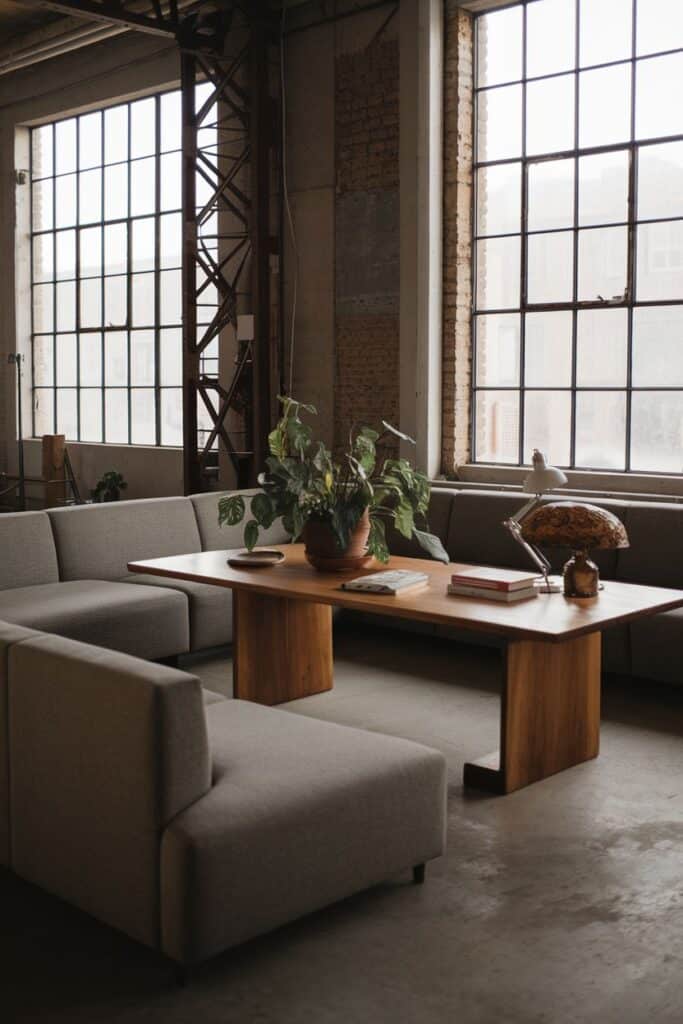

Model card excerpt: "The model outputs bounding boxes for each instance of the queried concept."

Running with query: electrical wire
[280,2,299,396]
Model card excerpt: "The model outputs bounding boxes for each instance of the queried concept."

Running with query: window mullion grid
[625,0,639,472]
[518,0,528,467]
[569,0,580,470]
[75,119,81,442]
[126,101,133,446]
[470,17,480,462]
[154,95,162,447]
[100,112,106,444]
[52,135,57,436]
[29,136,36,439]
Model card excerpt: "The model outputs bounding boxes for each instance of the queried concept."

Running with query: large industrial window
[473,0,683,473]
[30,84,217,446]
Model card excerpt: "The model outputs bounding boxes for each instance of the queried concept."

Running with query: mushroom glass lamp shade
[521,502,629,598]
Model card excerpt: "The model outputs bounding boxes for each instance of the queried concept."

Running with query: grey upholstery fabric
[190,491,289,552]
[601,625,631,676]
[616,502,683,587]
[0,512,59,591]
[0,580,189,660]
[48,498,201,581]
[386,488,457,558]
[202,689,227,706]
[0,621,41,867]
[120,574,232,650]
[630,609,683,685]
[8,634,211,949]
[161,700,447,964]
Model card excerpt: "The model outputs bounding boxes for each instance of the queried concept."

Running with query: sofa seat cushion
[630,609,683,685]
[160,700,447,965]
[120,574,232,651]
[0,581,189,661]
[202,689,227,706]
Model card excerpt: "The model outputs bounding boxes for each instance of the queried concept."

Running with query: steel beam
[35,0,178,36]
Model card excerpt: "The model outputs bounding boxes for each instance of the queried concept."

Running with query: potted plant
[218,396,448,570]
[90,470,127,503]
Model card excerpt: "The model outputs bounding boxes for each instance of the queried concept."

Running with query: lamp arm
[503,495,552,578]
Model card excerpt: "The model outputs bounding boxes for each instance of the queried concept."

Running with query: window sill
[437,464,683,502]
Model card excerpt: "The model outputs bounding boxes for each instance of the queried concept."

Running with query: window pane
[578,150,629,227]
[161,388,183,446]
[160,151,182,212]
[631,392,683,472]
[104,163,128,220]
[33,235,53,284]
[580,0,632,67]
[131,389,156,445]
[56,281,76,332]
[638,142,683,221]
[523,391,571,467]
[105,389,129,444]
[55,229,76,280]
[475,390,519,463]
[477,85,522,162]
[32,180,53,231]
[33,284,54,333]
[637,0,683,57]
[55,174,77,228]
[528,159,574,232]
[576,309,628,386]
[56,388,78,439]
[475,314,520,386]
[524,311,573,386]
[526,75,575,156]
[33,336,54,386]
[160,91,181,152]
[637,221,683,301]
[55,118,76,175]
[130,98,156,159]
[104,223,127,276]
[79,333,102,386]
[132,273,155,327]
[105,331,128,386]
[79,112,101,170]
[579,65,631,150]
[79,168,102,224]
[34,390,54,435]
[476,237,520,310]
[104,105,128,164]
[80,389,102,442]
[159,212,182,269]
[160,329,182,386]
[633,306,683,387]
[527,232,574,304]
[56,333,77,386]
[130,157,155,216]
[477,6,522,87]
[32,124,53,179]
[104,275,127,326]
[131,330,155,386]
[132,217,155,272]
[80,226,101,278]
[636,54,683,141]
[160,269,182,324]
[575,391,626,470]
[527,0,576,78]
[80,278,102,329]
[476,164,520,236]
[577,226,628,302]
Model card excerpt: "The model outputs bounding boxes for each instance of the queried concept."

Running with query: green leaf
[381,421,416,445]
[218,495,245,527]
[367,516,390,563]
[394,497,415,539]
[244,519,259,551]
[413,528,449,564]
[268,426,287,460]
[251,492,276,529]
[290,502,305,541]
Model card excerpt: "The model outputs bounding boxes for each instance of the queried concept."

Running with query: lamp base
[535,575,563,594]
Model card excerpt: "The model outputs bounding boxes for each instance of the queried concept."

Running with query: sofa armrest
[8,633,211,950]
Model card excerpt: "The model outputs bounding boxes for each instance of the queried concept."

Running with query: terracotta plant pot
[303,508,375,572]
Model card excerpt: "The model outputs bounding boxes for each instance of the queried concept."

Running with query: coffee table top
[128,544,683,643]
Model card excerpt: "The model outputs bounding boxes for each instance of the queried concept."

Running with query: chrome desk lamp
[503,449,568,593]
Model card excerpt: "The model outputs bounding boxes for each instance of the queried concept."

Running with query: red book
[450,566,542,592]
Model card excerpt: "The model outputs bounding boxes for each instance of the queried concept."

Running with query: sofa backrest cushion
[0,620,41,869]
[616,501,683,587]
[48,498,202,581]
[8,633,211,949]
[386,488,458,558]
[190,490,290,551]
[0,511,59,590]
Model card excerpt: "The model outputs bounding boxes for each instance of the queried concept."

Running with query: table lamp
[503,449,568,593]
[520,501,629,598]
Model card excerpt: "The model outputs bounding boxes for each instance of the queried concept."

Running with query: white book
[341,570,429,595]
[447,583,538,603]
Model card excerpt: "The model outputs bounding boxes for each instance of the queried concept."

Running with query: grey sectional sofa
[0,622,447,967]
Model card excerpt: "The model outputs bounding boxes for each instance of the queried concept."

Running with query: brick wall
[334,35,400,457]
[442,1,474,473]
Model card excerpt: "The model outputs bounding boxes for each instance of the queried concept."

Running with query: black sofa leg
[413,863,426,885]
[172,963,190,987]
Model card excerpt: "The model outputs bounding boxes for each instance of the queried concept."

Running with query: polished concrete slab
[3,623,683,1023]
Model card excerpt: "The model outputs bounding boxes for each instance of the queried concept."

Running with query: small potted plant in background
[218,396,448,570]
[90,470,127,503]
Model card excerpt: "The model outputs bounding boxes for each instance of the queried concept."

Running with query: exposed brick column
[442,1,474,474]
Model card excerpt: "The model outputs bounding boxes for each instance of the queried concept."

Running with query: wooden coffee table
[128,545,683,794]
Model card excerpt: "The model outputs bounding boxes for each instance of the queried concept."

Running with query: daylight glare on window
[473,0,683,474]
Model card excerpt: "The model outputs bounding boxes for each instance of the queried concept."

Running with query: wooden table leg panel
[233,590,333,705]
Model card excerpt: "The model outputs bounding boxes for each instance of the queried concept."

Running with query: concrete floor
[3,623,683,1023]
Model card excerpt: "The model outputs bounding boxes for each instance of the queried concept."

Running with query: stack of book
[447,566,541,603]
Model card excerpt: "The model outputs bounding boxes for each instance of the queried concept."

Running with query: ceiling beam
[34,0,177,37]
